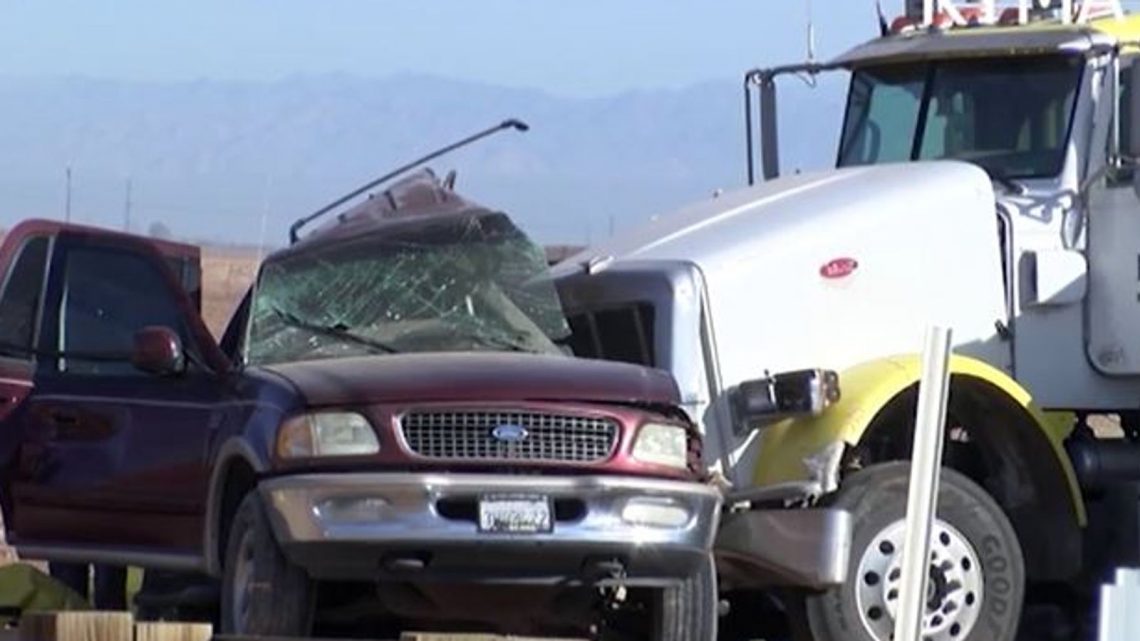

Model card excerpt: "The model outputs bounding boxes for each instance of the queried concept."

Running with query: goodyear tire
[220,492,315,635]
[655,553,718,641]
[803,462,1024,641]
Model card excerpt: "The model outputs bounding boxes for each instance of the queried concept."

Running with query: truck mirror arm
[744,62,842,186]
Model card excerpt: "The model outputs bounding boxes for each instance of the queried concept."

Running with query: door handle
[49,411,79,427]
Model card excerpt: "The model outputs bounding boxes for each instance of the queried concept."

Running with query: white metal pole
[892,326,954,641]
[924,0,935,25]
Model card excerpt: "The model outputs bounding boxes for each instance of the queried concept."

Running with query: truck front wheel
[803,462,1024,641]
[220,492,315,636]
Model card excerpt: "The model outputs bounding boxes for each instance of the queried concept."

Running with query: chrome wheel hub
[855,519,983,641]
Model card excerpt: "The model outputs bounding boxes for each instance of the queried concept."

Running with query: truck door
[0,229,54,537]
[1087,56,1140,375]
[8,229,230,560]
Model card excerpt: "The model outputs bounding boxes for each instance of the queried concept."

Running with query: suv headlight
[276,411,379,458]
[631,422,689,470]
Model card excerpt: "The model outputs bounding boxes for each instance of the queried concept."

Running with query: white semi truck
[552,2,1140,640]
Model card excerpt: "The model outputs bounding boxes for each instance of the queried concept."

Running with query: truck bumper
[259,473,722,586]
[714,508,852,590]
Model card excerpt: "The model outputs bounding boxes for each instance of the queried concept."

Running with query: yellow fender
[751,354,1086,524]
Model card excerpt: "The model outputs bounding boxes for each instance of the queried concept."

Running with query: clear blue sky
[0,0,880,95]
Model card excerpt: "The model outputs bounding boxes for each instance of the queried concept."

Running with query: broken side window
[56,247,188,376]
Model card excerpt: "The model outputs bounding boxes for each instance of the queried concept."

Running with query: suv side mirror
[132,326,186,376]
[730,368,841,435]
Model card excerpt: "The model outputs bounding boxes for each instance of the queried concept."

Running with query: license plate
[478,494,552,533]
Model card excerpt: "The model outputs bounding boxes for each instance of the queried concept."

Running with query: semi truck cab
[554,3,1140,640]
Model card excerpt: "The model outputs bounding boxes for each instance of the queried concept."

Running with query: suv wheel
[604,554,717,641]
[220,492,314,635]
[656,553,718,641]
[803,462,1024,641]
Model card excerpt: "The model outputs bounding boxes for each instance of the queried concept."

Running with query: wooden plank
[134,622,212,641]
[19,611,133,641]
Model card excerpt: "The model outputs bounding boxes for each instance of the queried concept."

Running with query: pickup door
[0,220,230,567]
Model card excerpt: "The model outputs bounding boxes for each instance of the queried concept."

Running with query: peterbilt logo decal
[820,257,858,279]
[491,424,529,443]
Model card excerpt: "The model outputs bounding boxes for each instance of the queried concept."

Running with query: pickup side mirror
[730,368,841,435]
[132,326,186,376]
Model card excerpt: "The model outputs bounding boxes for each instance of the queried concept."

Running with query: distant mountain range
[0,72,847,246]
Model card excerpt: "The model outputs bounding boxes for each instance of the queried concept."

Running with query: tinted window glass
[839,56,1082,178]
[0,237,49,357]
[165,254,202,312]
[840,66,924,166]
[917,58,1080,176]
[57,247,185,376]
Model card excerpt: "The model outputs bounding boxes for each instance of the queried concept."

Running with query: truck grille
[400,411,619,463]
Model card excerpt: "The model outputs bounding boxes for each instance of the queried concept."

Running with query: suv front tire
[220,492,315,636]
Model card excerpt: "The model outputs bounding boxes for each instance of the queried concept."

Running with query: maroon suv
[0,174,720,640]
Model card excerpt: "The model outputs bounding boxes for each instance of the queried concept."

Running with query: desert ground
[199,245,261,336]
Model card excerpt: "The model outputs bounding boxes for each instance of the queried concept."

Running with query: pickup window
[0,236,49,359]
[54,246,188,376]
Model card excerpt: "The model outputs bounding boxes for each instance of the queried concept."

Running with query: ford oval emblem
[820,257,858,279]
[491,424,529,443]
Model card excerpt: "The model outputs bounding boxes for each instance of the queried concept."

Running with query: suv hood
[263,352,680,407]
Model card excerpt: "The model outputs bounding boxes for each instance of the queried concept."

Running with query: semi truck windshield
[837,56,1083,179]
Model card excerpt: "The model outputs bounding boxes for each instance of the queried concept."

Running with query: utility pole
[64,166,72,222]
[123,178,132,232]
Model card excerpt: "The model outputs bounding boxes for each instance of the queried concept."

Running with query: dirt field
[199,246,261,337]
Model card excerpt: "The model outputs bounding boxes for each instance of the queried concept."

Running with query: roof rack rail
[287,118,529,244]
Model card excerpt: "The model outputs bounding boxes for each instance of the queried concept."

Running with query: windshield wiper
[433,315,550,354]
[271,307,399,354]
[463,330,533,353]
[983,167,1027,196]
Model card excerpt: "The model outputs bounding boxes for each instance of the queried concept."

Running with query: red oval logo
[820,257,858,279]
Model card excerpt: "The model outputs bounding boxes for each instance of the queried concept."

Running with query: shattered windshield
[245,211,570,365]
[838,56,1083,179]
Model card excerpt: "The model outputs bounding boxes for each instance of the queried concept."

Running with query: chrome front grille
[400,411,619,463]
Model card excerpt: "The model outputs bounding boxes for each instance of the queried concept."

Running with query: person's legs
[48,563,90,600]
[92,565,127,611]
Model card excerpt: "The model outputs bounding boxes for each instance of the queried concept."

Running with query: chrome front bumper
[259,473,722,585]
[715,507,853,590]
